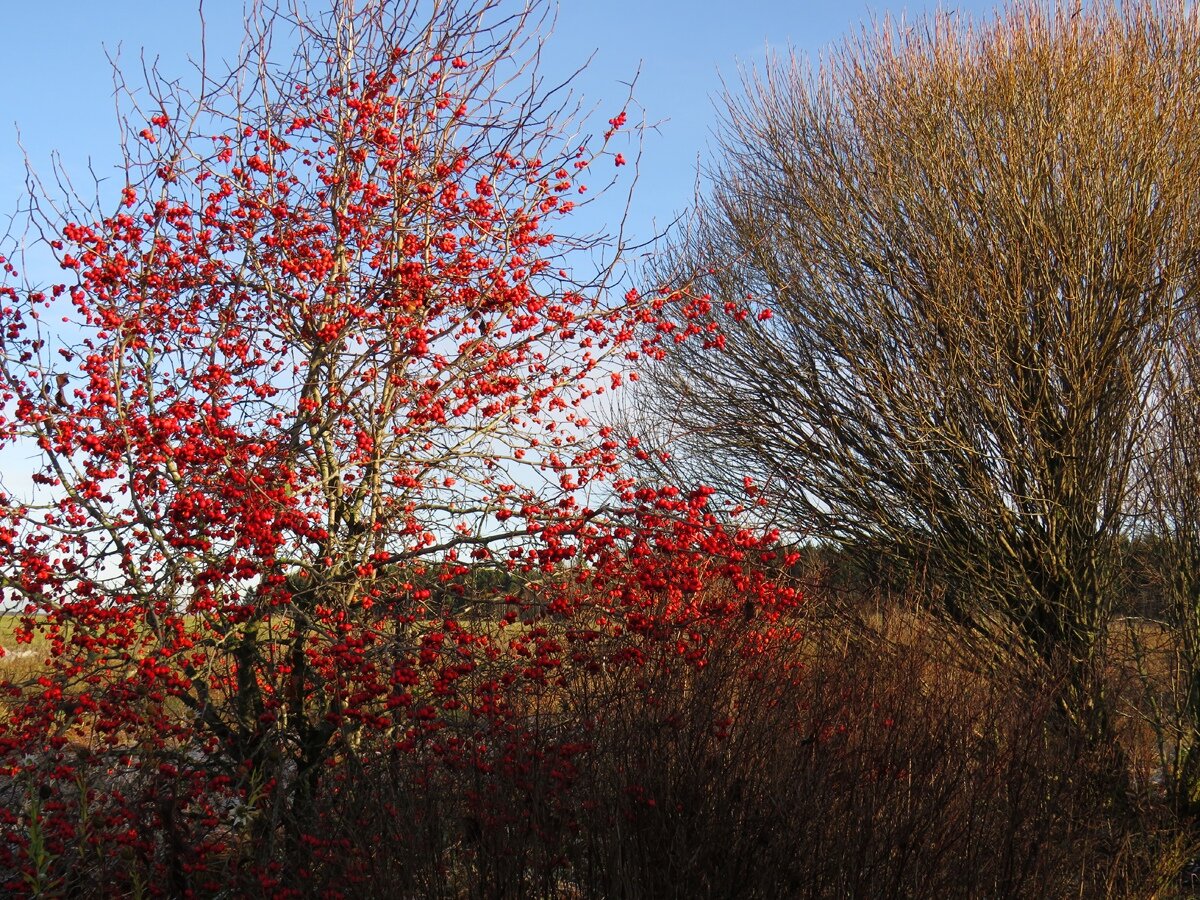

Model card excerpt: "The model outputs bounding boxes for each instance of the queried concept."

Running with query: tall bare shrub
[643,0,1200,735]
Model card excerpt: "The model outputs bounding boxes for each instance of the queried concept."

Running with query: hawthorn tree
[0,0,802,892]
[642,0,1200,736]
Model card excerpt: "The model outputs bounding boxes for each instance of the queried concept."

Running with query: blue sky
[0,1,1005,259]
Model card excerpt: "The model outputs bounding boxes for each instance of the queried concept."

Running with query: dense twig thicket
[642,0,1200,742]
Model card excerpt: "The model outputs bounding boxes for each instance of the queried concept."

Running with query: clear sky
[0,1,1006,260]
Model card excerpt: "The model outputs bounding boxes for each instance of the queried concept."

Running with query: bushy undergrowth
[4,590,1188,899]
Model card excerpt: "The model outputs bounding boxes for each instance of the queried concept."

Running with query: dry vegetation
[221,588,1200,898]
[642,0,1200,749]
[6,585,1200,897]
